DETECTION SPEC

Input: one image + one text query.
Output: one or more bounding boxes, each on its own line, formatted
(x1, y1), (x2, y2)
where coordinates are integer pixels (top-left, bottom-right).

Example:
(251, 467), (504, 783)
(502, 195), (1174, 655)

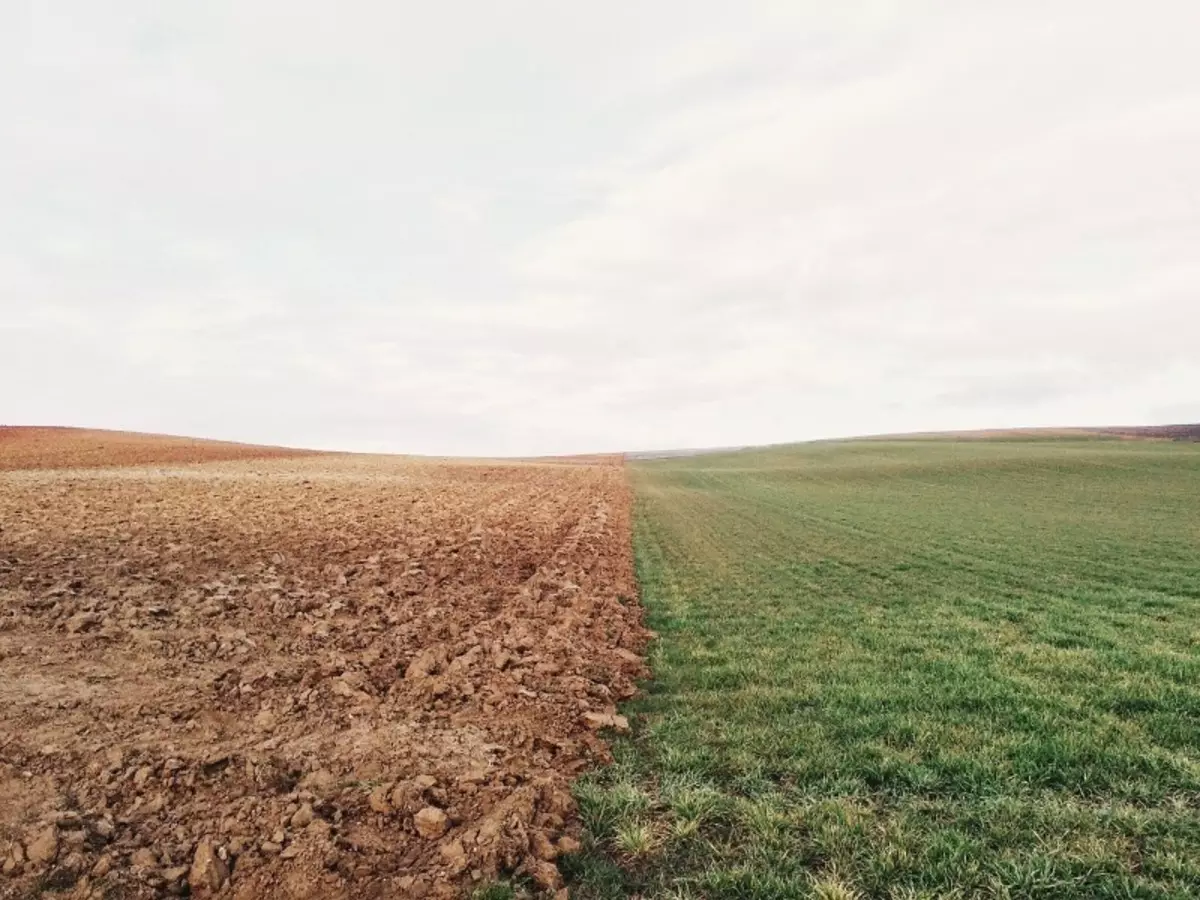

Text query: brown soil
(1092, 424), (1200, 441)
(0, 428), (317, 472)
(0, 437), (646, 899)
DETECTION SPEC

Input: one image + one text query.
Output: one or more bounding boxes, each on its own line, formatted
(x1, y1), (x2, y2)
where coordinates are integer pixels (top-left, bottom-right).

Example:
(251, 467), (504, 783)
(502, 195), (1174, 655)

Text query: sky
(2, 1), (1199, 456)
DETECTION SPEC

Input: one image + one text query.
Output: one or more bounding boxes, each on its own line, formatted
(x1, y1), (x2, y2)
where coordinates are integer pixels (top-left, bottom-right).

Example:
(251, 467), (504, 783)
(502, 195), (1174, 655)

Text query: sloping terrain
(625, 424), (1200, 463)
(858, 424), (1200, 442)
(0, 428), (316, 471)
(1095, 424), (1200, 441)
(572, 439), (1200, 899)
(0, 438), (646, 899)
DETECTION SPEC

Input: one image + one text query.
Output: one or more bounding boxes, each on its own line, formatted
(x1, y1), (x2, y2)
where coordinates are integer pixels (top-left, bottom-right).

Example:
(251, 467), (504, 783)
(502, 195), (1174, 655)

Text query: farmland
(4, 430), (1200, 900)
(0, 431), (646, 899)
(0, 428), (320, 472)
(572, 439), (1200, 899)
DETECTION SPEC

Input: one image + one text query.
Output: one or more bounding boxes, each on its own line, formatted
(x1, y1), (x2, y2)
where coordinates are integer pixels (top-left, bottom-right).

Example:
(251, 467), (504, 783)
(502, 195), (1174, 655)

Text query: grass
(566, 439), (1200, 899)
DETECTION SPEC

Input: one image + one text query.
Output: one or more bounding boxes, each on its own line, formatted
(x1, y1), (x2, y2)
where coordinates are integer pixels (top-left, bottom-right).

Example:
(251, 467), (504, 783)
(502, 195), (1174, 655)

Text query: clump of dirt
(0, 446), (646, 899)
(0, 427), (316, 471)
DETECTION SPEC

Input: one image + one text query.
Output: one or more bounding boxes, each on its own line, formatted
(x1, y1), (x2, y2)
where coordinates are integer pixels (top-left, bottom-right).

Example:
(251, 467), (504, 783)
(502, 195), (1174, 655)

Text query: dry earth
(0, 429), (318, 472)
(0, 432), (647, 899)
(1094, 423), (1200, 441)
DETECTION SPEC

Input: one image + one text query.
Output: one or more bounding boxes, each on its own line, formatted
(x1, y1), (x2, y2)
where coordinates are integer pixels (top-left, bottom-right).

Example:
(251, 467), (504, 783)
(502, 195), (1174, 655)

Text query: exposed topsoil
(0, 429), (317, 472)
(1093, 424), (1200, 441)
(0, 436), (646, 899)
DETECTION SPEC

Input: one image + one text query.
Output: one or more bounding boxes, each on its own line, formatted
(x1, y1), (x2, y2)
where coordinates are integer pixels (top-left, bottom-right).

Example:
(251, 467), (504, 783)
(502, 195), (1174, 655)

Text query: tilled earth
(0, 429), (320, 472)
(0, 437), (646, 899)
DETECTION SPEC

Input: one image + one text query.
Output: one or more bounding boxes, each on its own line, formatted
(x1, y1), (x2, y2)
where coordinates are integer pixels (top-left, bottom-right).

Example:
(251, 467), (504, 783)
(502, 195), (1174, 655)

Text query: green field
(566, 440), (1200, 899)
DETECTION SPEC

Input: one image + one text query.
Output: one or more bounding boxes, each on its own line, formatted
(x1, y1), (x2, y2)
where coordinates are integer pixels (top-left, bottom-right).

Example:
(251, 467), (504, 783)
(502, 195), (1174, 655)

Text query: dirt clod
(130, 848), (159, 869)
(582, 712), (630, 732)
(529, 859), (563, 891)
(413, 807), (450, 840)
(189, 840), (230, 893)
(290, 804), (314, 829)
(25, 827), (58, 865)
(531, 831), (558, 861)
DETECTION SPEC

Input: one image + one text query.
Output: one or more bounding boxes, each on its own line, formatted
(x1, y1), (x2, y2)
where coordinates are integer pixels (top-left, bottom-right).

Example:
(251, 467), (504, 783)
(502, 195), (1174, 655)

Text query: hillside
(860, 424), (1200, 442)
(0, 427), (318, 471)
(571, 438), (1200, 898)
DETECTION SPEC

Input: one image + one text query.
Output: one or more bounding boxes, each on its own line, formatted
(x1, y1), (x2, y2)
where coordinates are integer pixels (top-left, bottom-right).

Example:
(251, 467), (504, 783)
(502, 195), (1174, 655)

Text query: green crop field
(565, 439), (1200, 899)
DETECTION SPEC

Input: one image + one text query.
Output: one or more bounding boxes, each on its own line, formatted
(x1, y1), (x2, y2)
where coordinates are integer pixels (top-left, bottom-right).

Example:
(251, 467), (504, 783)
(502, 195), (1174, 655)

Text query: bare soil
(0, 435), (645, 899)
(1093, 424), (1200, 441)
(0, 428), (317, 472)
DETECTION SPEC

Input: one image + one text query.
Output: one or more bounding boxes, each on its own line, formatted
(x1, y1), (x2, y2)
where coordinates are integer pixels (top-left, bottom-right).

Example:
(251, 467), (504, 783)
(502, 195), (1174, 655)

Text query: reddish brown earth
(1093, 424), (1200, 441)
(0, 428), (317, 471)
(0, 435), (646, 899)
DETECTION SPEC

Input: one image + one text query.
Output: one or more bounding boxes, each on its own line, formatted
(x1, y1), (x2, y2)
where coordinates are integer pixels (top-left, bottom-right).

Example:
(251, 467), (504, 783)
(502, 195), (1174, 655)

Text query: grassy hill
(568, 439), (1200, 899)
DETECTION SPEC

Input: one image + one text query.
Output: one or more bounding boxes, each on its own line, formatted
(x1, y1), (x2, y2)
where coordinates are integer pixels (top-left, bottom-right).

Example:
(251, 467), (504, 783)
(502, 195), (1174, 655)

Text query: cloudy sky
(2, 2), (1198, 455)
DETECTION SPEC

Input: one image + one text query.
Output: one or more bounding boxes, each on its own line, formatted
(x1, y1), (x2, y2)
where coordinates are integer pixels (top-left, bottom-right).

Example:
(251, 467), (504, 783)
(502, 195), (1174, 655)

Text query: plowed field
(0, 434), (646, 899)
(0, 428), (317, 471)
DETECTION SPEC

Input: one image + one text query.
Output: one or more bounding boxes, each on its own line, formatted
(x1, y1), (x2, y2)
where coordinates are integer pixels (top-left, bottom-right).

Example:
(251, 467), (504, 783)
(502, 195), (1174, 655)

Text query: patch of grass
(570, 440), (1200, 899)
(471, 884), (520, 900)
(471, 877), (542, 900)
(575, 770), (652, 840)
(614, 820), (660, 857)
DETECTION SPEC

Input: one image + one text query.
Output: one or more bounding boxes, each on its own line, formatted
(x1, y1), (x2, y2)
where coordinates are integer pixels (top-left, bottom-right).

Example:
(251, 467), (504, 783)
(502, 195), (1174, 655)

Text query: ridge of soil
(1093, 423), (1200, 441)
(0, 444), (646, 899)
(0, 428), (317, 471)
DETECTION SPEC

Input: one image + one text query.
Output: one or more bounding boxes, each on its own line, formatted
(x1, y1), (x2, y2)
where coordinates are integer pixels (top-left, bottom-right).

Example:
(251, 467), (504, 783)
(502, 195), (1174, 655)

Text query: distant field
(570, 440), (1200, 899)
(855, 424), (1200, 442)
(0, 426), (317, 470)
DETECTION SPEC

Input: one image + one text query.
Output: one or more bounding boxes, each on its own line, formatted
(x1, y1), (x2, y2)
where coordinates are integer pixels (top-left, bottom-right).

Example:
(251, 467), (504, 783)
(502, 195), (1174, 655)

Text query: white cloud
(2, 1), (1199, 453)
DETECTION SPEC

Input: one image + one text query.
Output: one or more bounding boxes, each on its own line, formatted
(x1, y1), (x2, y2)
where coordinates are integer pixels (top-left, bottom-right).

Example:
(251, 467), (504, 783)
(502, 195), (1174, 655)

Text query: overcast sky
(2, 2), (1198, 455)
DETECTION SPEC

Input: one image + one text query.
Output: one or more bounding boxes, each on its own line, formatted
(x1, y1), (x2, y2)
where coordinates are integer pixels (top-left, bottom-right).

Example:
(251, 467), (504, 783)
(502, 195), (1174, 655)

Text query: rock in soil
(189, 839), (230, 893)
(413, 807), (450, 840)
(25, 827), (58, 865)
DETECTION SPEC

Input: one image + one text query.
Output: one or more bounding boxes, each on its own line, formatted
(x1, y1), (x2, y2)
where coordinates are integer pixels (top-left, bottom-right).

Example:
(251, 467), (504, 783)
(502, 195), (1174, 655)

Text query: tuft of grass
(568, 439), (1200, 899)
(614, 820), (660, 857)
(575, 773), (652, 842)
(810, 874), (863, 900)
